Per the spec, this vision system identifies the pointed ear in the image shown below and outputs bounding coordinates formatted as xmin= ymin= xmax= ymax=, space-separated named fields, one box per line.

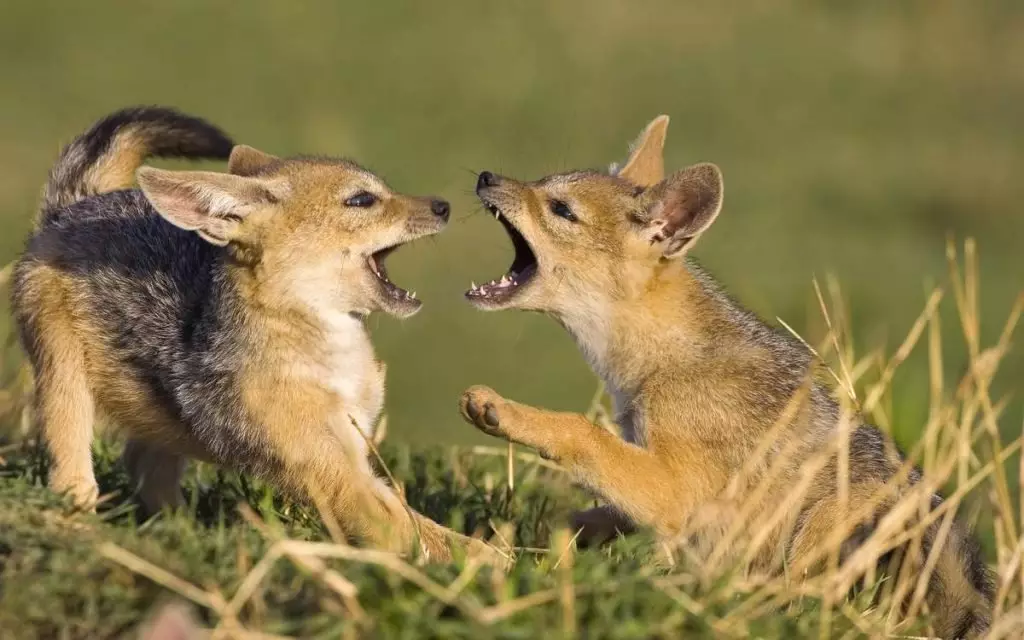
xmin=612 ymin=115 xmax=670 ymax=187
xmin=228 ymin=144 xmax=280 ymax=177
xmin=643 ymin=163 xmax=723 ymax=259
xmin=136 ymin=167 xmax=280 ymax=246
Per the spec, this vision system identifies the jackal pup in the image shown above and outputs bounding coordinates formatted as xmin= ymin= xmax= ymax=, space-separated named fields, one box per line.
xmin=12 ymin=106 xmax=478 ymax=560
xmin=459 ymin=117 xmax=993 ymax=635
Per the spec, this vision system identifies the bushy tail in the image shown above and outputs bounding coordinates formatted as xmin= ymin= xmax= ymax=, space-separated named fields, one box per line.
xmin=39 ymin=106 xmax=234 ymax=226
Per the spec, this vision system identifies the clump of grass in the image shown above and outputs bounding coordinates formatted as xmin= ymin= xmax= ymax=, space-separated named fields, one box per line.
xmin=0 ymin=239 xmax=1021 ymax=639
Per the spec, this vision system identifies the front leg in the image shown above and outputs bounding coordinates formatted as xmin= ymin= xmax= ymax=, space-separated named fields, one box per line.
xmin=122 ymin=439 xmax=187 ymax=515
xmin=459 ymin=386 xmax=720 ymax=537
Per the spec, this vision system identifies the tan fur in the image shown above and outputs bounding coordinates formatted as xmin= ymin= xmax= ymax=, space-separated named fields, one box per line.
xmin=612 ymin=114 xmax=669 ymax=187
xmin=89 ymin=129 xmax=149 ymax=194
xmin=461 ymin=116 xmax=993 ymax=635
xmin=24 ymin=266 xmax=98 ymax=507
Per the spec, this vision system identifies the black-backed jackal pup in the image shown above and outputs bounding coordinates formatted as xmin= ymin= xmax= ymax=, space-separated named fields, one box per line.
xmin=459 ymin=116 xmax=994 ymax=636
xmin=12 ymin=107 xmax=488 ymax=561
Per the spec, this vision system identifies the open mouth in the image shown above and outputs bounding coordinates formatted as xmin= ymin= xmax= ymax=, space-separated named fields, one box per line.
xmin=367 ymin=245 xmax=418 ymax=304
xmin=466 ymin=201 xmax=538 ymax=305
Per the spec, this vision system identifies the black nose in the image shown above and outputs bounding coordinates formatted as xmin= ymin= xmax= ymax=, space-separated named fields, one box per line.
xmin=477 ymin=171 xmax=499 ymax=190
xmin=430 ymin=199 xmax=450 ymax=221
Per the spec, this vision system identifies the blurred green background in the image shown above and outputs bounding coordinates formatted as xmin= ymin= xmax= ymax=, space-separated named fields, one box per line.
xmin=1 ymin=0 xmax=1021 ymax=446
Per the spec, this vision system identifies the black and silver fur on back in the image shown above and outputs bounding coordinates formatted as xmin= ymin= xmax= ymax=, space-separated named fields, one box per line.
xmin=18 ymin=190 xmax=271 ymax=468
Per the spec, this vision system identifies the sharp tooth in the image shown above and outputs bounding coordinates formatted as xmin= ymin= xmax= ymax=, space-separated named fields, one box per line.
xmin=410 ymin=291 xmax=417 ymax=299
xmin=471 ymin=281 xmax=477 ymax=290
xmin=494 ymin=210 xmax=501 ymax=221
xmin=500 ymin=275 xmax=510 ymax=285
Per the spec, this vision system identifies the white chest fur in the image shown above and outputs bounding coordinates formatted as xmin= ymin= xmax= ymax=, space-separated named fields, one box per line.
xmin=302 ymin=308 xmax=385 ymax=461
xmin=561 ymin=307 xmax=647 ymax=445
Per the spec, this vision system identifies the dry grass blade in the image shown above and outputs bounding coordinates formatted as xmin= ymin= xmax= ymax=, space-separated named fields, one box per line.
xmin=507 ymin=441 xmax=514 ymax=494
xmin=444 ymin=555 xmax=488 ymax=600
xmin=925 ymin=307 xmax=944 ymax=472
xmin=833 ymin=436 xmax=1022 ymax=596
xmin=468 ymin=445 xmax=563 ymax=471
xmin=707 ymin=375 xmax=815 ymax=572
xmin=478 ymin=589 xmax=562 ymax=624
xmin=551 ymin=529 xmax=577 ymax=636
xmin=372 ymin=414 xmax=388 ymax=447
xmin=861 ymin=288 xmax=943 ymax=414
xmin=274 ymin=540 xmax=486 ymax=622
xmin=776 ymin=317 xmax=854 ymax=403
xmin=550 ymin=527 xmax=581 ymax=571
xmin=812 ymin=277 xmax=857 ymax=402
xmin=99 ymin=542 xmax=219 ymax=611
xmin=349 ymin=414 xmax=426 ymax=557
xmin=994 ymin=537 xmax=1024 ymax=618
xmin=224 ymin=545 xmax=286 ymax=621
xmin=903 ymin=505 xmax=958 ymax=622
xmin=947 ymin=240 xmax=1020 ymax=547
xmin=237 ymin=505 xmax=365 ymax=623
xmin=714 ymin=249 xmax=1019 ymax=634
xmin=1020 ymin=413 xmax=1024 ymax=625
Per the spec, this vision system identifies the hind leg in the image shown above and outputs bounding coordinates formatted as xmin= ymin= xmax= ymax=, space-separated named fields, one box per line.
xmin=787 ymin=489 xmax=890 ymax=577
xmin=570 ymin=505 xmax=636 ymax=547
xmin=122 ymin=439 xmax=187 ymax=514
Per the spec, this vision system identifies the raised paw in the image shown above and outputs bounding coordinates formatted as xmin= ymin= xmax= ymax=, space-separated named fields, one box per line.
xmin=459 ymin=385 xmax=507 ymax=438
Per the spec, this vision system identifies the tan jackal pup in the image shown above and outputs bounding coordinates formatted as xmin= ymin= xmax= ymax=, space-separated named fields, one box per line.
xmin=458 ymin=116 xmax=994 ymax=636
xmin=12 ymin=106 xmax=489 ymax=561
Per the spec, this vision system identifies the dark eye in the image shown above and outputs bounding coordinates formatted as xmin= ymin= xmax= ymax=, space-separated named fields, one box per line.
xmin=549 ymin=199 xmax=577 ymax=222
xmin=345 ymin=191 xmax=378 ymax=208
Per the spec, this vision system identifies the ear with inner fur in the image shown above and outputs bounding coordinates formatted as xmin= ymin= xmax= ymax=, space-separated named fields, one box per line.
xmin=137 ymin=167 xmax=279 ymax=246
xmin=612 ymin=115 xmax=670 ymax=187
xmin=228 ymin=144 xmax=280 ymax=177
xmin=645 ymin=162 xmax=723 ymax=259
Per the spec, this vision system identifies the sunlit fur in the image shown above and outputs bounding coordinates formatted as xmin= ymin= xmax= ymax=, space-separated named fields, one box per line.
xmin=461 ymin=116 xmax=993 ymax=636
xmin=12 ymin=107 xmax=490 ymax=562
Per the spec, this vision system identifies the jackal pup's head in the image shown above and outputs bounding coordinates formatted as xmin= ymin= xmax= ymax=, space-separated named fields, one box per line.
xmin=466 ymin=116 xmax=723 ymax=315
xmin=137 ymin=146 xmax=450 ymax=318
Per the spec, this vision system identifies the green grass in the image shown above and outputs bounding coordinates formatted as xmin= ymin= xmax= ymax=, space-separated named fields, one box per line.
xmin=0 ymin=440 xmax=889 ymax=639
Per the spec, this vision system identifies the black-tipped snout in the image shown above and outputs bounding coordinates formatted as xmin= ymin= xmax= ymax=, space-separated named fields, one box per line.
xmin=430 ymin=199 xmax=451 ymax=221
xmin=477 ymin=171 xmax=500 ymax=191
